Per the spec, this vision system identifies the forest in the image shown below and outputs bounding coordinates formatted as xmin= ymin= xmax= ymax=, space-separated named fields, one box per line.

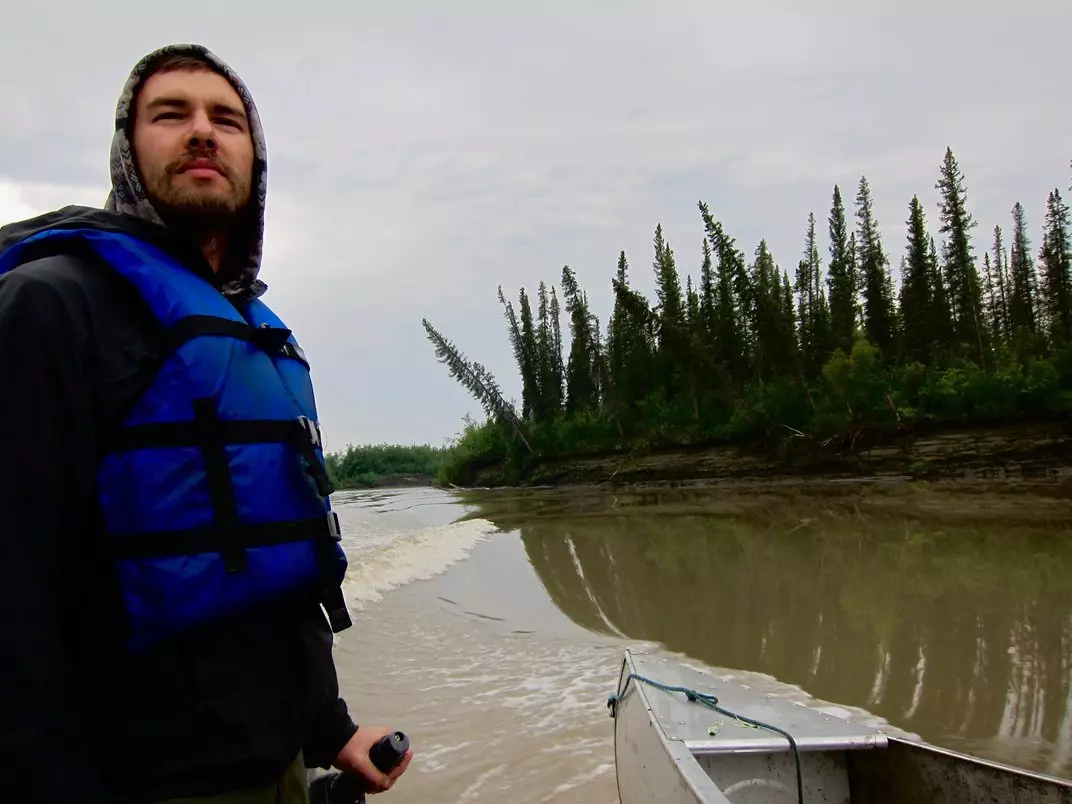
xmin=422 ymin=148 xmax=1072 ymax=485
xmin=325 ymin=443 xmax=449 ymax=488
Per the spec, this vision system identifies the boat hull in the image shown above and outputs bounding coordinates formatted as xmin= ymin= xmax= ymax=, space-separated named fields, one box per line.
xmin=612 ymin=649 xmax=1072 ymax=804
xmin=847 ymin=736 xmax=1072 ymax=804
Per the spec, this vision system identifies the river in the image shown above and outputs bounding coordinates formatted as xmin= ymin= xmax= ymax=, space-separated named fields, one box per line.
xmin=327 ymin=480 xmax=1072 ymax=802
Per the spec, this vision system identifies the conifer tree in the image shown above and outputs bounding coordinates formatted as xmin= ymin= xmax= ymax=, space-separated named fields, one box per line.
xmin=989 ymin=226 xmax=1010 ymax=344
xmin=652 ymin=223 xmax=687 ymax=399
xmin=899 ymin=195 xmax=933 ymax=363
xmin=421 ymin=318 xmax=532 ymax=453
xmin=497 ymin=286 xmax=538 ymax=421
xmin=855 ymin=176 xmax=897 ymax=358
xmin=1008 ymin=202 xmax=1039 ymax=334
xmin=535 ymin=282 xmax=563 ymax=419
xmin=1039 ymin=189 xmax=1072 ymax=343
xmin=606 ymin=251 xmax=631 ymax=410
xmin=608 ymin=257 xmax=657 ymax=425
xmin=796 ymin=213 xmax=831 ymax=377
xmin=935 ymin=147 xmax=986 ymax=362
xmin=561 ymin=266 xmax=596 ymax=413
xmin=827 ymin=185 xmax=856 ymax=354
xmin=698 ymin=238 xmax=717 ymax=345
xmin=927 ymin=236 xmax=954 ymax=355
xmin=980 ymin=254 xmax=1001 ymax=348
xmin=752 ymin=240 xmax=796 ymax=381
xmin=847 ymin=231 xmax=860 ymax=331
xmin=699 ymin=201 xmax=748 ymax=384
xmin=549 ymin=286 xmax=565 ymax=405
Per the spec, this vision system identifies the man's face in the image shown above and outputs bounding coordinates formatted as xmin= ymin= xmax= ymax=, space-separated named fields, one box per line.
xmin=132 ymin=67 xmax=254 ymax=221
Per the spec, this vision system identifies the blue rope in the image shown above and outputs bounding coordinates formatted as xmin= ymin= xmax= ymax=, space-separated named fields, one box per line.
xmin=608 ymin=672 xmax=804 ymax=804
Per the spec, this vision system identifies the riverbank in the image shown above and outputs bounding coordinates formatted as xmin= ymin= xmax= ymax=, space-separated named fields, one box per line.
xmin=463 ymin=419 xmax=1072 ymax=489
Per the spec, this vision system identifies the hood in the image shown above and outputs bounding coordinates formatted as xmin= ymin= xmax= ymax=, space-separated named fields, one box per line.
xmin=105 ymin=43 xmax=268 ymax=302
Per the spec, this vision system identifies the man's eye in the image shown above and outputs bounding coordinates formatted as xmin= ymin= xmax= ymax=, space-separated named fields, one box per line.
xmin=216 ymin=118 xmax=242 ymax=129
xmin=154 ymin=112 xmax=182 ymax=121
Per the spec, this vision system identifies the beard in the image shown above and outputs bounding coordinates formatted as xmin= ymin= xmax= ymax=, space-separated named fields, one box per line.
xmin=143 ymin=151 xmax=252 ymax=228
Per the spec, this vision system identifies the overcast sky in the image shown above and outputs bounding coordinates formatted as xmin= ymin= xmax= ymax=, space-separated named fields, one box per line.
xmin=2 ymin=0 xmax=1069 ymax=452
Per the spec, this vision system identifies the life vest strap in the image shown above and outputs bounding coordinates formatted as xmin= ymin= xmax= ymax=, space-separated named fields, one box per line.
xmin=108 ymin=512 xmax=342 ymax=558
xmin=192 ymin=398 xmax=246 ymax=571
xmin=110 ymin=414 xmax=334 ymax=497
xmin=321 ymin=585 xmax=352 ymax=633
xmin=112 ymin=417 xmax=322 ymax=452
xmin=164 ymin=315 xmax=310 ymax=368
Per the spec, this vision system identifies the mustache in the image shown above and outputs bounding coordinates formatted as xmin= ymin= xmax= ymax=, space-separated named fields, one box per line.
xmin=166 ymin=152 xmax=230 ymax=178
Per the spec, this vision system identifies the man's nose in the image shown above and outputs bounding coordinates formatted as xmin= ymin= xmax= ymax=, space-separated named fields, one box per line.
xmin=186 ymin=109 xmax=218 ymax=151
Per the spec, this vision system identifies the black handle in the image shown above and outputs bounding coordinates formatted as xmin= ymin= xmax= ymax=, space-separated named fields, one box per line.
xmin=308 ymin=731 xmax=410 ymax=804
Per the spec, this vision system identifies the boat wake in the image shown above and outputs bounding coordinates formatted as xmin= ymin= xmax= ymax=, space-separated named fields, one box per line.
xmin=340 ymin=518 xmax=498 ymax=609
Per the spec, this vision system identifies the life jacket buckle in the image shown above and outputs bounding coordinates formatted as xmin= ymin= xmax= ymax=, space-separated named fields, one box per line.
xmin=281 ymin=341 xmax=308 ymax=365
xmin=294 ymin=416 xmax=335 ymax=497
xmin=297 ymin=415 xmax=323 ymax=450
xmin=252 ymin=322 xmax=293 ymax=352
xmin=326 ymin=510 xmax=342 ymax=543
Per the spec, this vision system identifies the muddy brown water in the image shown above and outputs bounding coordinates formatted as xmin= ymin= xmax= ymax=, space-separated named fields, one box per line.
xmin=328 ymin=480 xmax=1072 ymax=802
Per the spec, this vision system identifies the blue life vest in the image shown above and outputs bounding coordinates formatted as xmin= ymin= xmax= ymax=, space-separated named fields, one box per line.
xmin=0 ymin=227 xmax=351 ymax=653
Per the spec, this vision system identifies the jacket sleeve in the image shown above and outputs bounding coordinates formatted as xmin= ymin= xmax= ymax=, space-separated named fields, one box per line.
xmin=0 ymin=266 xmax=106 ymax=802
xmin=303 ymin=694 xmax=360 ymax=770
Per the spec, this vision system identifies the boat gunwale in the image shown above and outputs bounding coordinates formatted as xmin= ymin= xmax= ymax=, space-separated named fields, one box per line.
xmin=683 ymin=733 xmax=886 ymax=755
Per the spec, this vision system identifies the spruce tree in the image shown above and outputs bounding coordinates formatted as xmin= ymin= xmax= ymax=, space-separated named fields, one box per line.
xmin=796 ymin=213 xmax=831 ymax=378
xmin=899 ymin=195 xmax=933 ymax=363
xmin=699 ymin=201 xmax=748 ymax=385
xmin=534 ymin=283 xmax=555 ymax=419
xmin=980 ymin=254 xmax=1002 ymax=348
xmin=652 ymin=223 xmax=687 ymax=399
xmin=607 ymin=251 xmax=657 ymax=428
xmin=549 ymin=286 xmax=565 ymax=408
xmin=1008 ymin=202 xmax=1038 ymax=334
xmin=827 ymin=185 xmax=856 ymax=353
xmin=752 ymin=240 xmax=794 ymax=382
xmin=421 ymin=318 xmax=532 ymax=453
xmin=607 ymin=251 xmax=630 ymax=411
xmin=847 ymin=231 xmax=860 ymax=331
xmin=561 ymin=266 xmax=596 ymax=413
xmin=935 ymin=147 xmax=986 ymax=362
xmin=698 ymin=237 xmax=717 ymax=345
xmin=519 ymin=289 xmax=540 ymax=420
xmin=587 ymin=302 xmax=606 ymax=409
xmin=928 ymin=235 xmax=954 ymax=355
xmin=686 ymin=275 xmax=698 ymax=332
xmin=1039 ymin=189 xmax=1072 ymax=343
xmin=990 ymin=226 xmax=1010 ymax=344
xmin=499 ymin=286 xmax=546 ymax=423
xmin=854 ymin=176 xmax=897 ymax=359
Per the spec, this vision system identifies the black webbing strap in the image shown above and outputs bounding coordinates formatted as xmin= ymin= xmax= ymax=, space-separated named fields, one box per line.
xmin=317 ymin=511 xmax=352 ymax=633
xmin=321 ymin=586 xmax=352 ymax=633
xmin=165 ymin=316 xmax=253 ymax=352
xmin=163 ymin=316 xmax=310 ymax=368
xmin=112 ymin=419 xmax=302 ymax=451
xmin=192 ymin=398 xmax=246 ymax=572
xmin=110 ymin=512 xmax=342 ymax=559
xmin=110 ymin=416 xmax=335 ymax=498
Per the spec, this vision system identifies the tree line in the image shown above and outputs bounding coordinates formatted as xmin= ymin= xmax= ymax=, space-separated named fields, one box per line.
xmin=423 ymin=148 xmax=1072 ymax=483
xmin=325 ymin=443 xmax=450 ymax=488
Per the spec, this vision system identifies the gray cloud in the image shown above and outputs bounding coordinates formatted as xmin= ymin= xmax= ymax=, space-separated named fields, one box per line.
xmin=2 ymin=0 xmax=1069 ymax=451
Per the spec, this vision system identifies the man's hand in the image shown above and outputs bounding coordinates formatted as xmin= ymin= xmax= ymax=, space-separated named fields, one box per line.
xmin=334 ymin=726 xmax=413 ymax=794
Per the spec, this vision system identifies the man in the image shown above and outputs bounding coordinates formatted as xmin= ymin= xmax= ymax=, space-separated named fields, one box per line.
xmin=0 ymin=44 xmax=411 ymax=803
